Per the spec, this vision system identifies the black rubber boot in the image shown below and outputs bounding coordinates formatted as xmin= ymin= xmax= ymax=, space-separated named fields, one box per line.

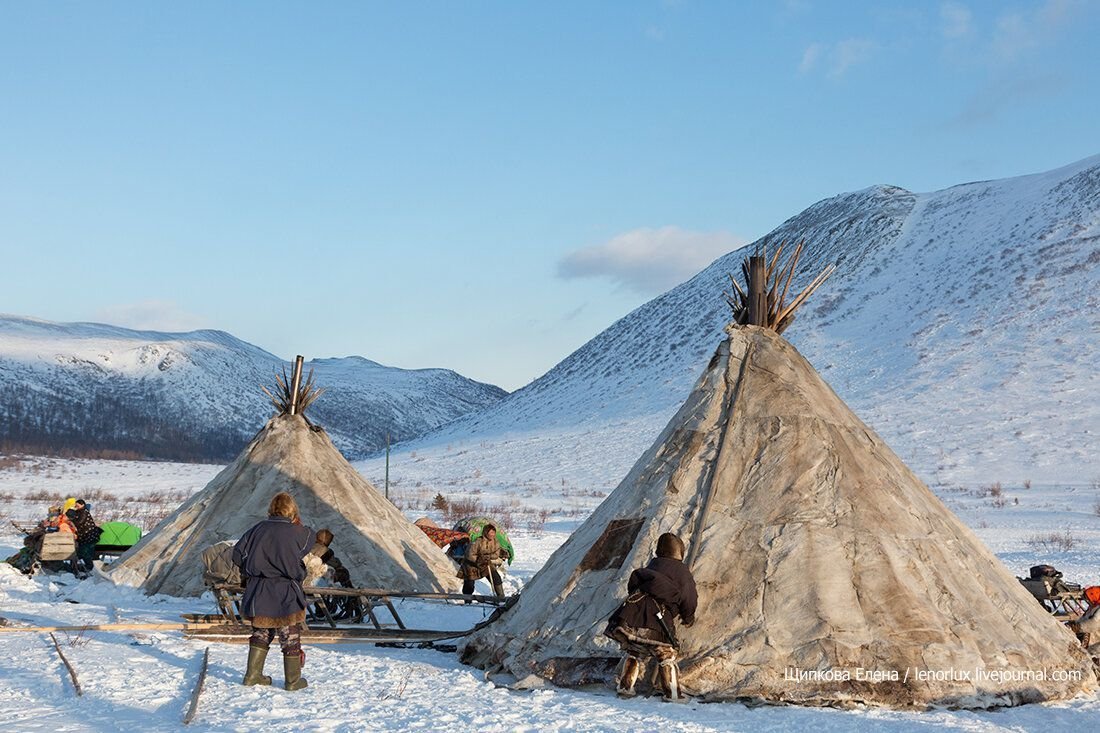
xmin=283 ymin=654 xmax=308 ymax=691
xmin=242 ymin=644 xmax=272 ymax=686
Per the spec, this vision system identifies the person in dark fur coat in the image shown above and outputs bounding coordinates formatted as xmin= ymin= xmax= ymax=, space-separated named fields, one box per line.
xmin=605 ymin=532 xmax=698 ymax=701
xmin=232 ymin=492 xmax=314 ymax=691
xmin=306 ymin=528 xmax=361 ymax=621
xmin=66 ymin=499 xmax=102 ymax=571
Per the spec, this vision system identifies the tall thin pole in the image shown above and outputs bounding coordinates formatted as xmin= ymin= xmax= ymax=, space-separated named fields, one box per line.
xmin=288 ymin=355 xmax=304 ymax=415
xmin=747 ymin=256 xmax=768 ymax=327
xmin=384 ymin=431 xmax=390 ymax=500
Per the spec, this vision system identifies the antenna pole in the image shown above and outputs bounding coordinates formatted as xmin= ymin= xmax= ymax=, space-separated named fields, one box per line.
xmin=289 ymin=355 xmax=304 ymax=415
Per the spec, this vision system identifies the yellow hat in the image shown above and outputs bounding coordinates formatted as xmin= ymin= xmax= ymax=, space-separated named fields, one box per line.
xmin=63 ymin=497 xmax=77 ymax=512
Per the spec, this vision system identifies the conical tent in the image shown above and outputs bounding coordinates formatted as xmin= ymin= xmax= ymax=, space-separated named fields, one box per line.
xmin=461 ymin=325 xmax=1096 ymax=707
xmin=107 ymin=414 xmax=460 ymax=597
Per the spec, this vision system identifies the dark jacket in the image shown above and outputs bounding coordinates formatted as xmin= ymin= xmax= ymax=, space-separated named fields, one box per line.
xmin=66 ymin=507 xmax=102 ymax=547
xmin=609 ymin=556 xmax=698 ymax=640
xmin=232 ymin=517 xmax=314 ymax=628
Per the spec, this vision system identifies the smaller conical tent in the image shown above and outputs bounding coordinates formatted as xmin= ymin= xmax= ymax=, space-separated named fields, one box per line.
xmin=460 ymin=248 xmax=1097 ymax=708
xmin=108 ymin=413 xmax=460 ymax=597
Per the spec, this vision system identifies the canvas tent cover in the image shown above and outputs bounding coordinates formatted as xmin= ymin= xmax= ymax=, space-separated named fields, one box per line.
xmin=460 ymin=325 xmax=1096 ymax=708
xmin=107 ymin=415 xmax=460 ymax=597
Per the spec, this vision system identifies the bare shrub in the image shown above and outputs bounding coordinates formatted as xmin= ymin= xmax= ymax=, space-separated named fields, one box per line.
xmin=0 ymin=491 xmax=15 ymax=502
xmin=24 ymin=489 xmax=65 ymax=503
xmin=527 ymin=509 xmax=551 ymax=536
xmin=82 ymin=489 xmax=119 ymax=503
xmin=1093 ymin=499 xmax=1100 ymax=518
xmin=986 ymin=482 xmax=1003 ymax=498
xmin=378 ymin=666 xmax=413 ymax=700
xmin=0 ymin=455 xmax=25 ymax=470
xmin=1022 ymin=479 xmax=1032 ymax=490
xmin=442 ymin=497 xmax=484 ymax=525
xmin=1025 ymin=532 xmax=1077 ymax=553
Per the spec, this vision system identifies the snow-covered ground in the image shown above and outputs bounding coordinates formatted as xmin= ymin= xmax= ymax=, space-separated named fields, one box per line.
xmin=2 ymin=458 xmax=1099 ymax=731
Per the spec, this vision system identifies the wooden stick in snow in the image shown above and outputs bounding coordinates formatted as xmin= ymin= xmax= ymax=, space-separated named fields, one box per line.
xmin=1 ymin=622 xmax=197 ymax=633
xmin=49 ymin=632 xmax=83 ymax=697
xmin=182 ymin=647 xmax=210 ymax=725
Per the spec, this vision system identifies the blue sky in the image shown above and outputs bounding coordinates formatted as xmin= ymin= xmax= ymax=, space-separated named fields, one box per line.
xmin=2 ymin=1 xmax=1097 ymax=390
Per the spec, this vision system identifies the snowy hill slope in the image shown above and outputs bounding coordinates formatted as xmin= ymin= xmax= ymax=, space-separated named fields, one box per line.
xmin=364 ymin=155 xmax=1100 ymax=493
xmin=0 ymin=316 xmax=506 ymax=461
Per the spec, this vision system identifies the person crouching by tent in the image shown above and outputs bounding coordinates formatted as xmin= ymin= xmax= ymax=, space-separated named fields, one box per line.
xmin=232 ymin=492 xmax=314 ymax=691
xmin=66 ymin=499 xmax=102 ymax=572
xmin=459 ymin=524 xmax=508 ymax=599
xmin=306 ymin=528 xmax=361 ymax=621
xmin=604 ymin=533 xmax=698 ymax=702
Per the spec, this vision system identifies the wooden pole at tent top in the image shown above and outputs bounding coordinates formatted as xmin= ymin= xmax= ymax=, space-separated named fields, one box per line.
xmin=747 ymin=256 xmax=768 ymax=327
xmin=289 ymin=355 xmax=304 ymax=415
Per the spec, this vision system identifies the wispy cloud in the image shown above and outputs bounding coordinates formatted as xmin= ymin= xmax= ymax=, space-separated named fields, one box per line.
xmin=799 ymin=43 xmax=825 ymax=73
xmin=940 ymin=2 xmax=972 ymax=39
xmin=830 ymin=39 xmax=877 ymax=77
xmin=92 ymin=300 xmax=207 ymax=332
xmin=798 ymin=38 xmax=877 ymax=78
xmin=988 ymin=0 xmax=1077 ymax=63
xmin=558 ymin=226 xmax=746 ymax=295
xmin=948 ymin=73 xmax=1068 ymax=128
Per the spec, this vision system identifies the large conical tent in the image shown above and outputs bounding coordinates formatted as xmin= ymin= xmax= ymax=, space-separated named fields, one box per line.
xmin=461 ymin=251 xmax=1096 ymax=707
xmin=108 ymin=360 xmax=460 ymax=597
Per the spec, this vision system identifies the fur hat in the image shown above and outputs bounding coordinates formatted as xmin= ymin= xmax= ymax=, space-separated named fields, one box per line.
xmin=655 ymin=532 xmax=685 ymax=561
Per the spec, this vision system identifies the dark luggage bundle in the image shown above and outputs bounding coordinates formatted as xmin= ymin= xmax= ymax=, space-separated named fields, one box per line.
xmin=1030 ymin=565 xmax=1062 ymax=580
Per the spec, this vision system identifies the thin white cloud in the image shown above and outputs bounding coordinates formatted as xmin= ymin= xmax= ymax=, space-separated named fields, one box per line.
xmin=798 ymin=38 xmax=877 ymax=78
xmin=948 ymin=72 xmax=1068 ymax=127
xmin=799 ymin=43 xmax=825 ymax=73
xmin=829 ymin=38 xmax=877 ymax=77
xmin=940 ymin=2 xmax=972 ymax=38
xmin=991 ymin=0 xmax=1077 ymax=63
xmin=92 ymin=300 xmax=207 ymax=333
xmin=558 ymin=226 xmax=747 ymax=295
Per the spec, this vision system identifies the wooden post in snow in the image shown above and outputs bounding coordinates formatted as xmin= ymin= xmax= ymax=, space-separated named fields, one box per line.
xmin=747 ymin=255 xmax=768 ymax=327
xmin=288 ymin=355 xmax=304 ymax=415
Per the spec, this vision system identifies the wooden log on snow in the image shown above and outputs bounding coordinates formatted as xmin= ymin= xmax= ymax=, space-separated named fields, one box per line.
xmin=49 ymin=632 xmax=83 ymax=697
xmin=1 ymin=622 xmax=200 ymax=633
xmin=182 ymin=647 xmax=209 ymax=725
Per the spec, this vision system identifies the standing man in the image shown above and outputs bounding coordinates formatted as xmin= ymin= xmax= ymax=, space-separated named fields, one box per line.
xmin=605 ymin=532 xmax=698 ymax=701
xmin=66 ymin=499 xmax=102 ymax=573
xmin=232 ymin=492 xmax=314 ymax=691
xmin=460 ymin=524 xmax=508 ymax=598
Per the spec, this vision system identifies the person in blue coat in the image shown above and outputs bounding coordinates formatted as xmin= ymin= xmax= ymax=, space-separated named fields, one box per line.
xmin=232 ymin=492 xmax=314 ymax=691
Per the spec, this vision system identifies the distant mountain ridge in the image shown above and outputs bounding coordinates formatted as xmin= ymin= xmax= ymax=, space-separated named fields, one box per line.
xmin=0 ymin=316 xmax=507 ymax=461
xmin=368 ymin=154 xmax=1100 ymax=489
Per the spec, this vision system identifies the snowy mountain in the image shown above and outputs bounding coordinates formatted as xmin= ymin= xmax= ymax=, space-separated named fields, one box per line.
xmin=0 ymin=316 xmax=506 ymax=461
xmin=364 ymin=155 xmax=1100 ymax=492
